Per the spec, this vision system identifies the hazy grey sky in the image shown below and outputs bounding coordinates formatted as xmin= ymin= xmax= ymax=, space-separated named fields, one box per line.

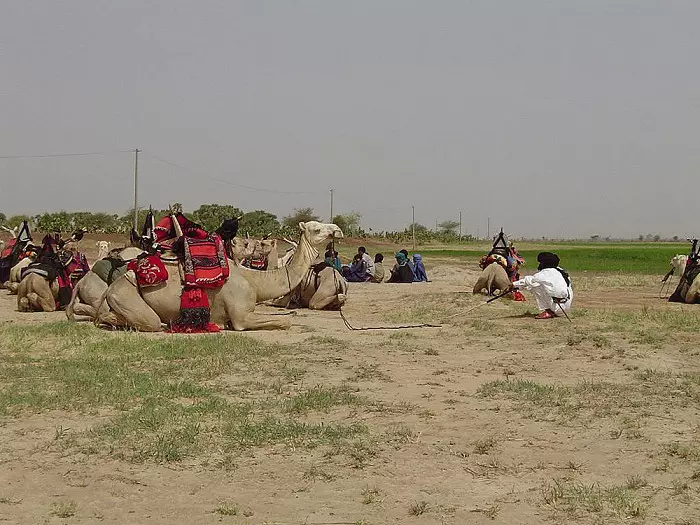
xmin=2 ymin=1 xmax=698 ymax=239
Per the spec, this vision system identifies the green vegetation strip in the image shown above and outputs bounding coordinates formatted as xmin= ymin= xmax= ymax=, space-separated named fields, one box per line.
xmin=0 ymin=323 xmax=368 ymax=463
xmin=421 ymin=244 xmax=688 ymax=274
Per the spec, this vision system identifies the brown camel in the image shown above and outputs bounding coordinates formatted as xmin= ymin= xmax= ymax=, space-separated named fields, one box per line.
xmin=17 ymin=273 xmax=59 ymax=312
xmin=96 ymin=221 xmax=342 ymax=331
xmin=473 ymin=263 xmax=512 ymax=296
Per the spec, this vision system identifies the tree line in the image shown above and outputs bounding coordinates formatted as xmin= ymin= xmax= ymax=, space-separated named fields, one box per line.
xmin=0 ymin=205 xmax=475 ymax=243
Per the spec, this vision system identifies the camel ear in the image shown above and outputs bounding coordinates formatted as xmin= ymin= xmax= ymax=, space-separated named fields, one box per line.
xmin=299 ymin=222 xmax=306 ymax=232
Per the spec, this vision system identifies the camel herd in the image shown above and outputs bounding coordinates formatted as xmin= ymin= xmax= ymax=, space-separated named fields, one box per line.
xmin=1 ymin=221 xmax=698 ymax=332
xmin=1 ymin=220 xmax=347 ymax=331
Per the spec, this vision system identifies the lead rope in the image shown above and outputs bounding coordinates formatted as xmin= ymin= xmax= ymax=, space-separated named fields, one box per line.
xmin=330 ymin=268 xmax=441 ymax=330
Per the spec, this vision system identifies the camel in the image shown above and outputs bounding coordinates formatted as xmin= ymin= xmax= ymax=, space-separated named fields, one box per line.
xmin=473 ymin=263 xmax=512 ymax=296
xmin=67 ymin=237 xmax=256 ymax=322
xmin=95 ymin=221 xmax=342 ymax=331
xmin=65 ymin=246 xmax=144 ymax=321
xmin=5 ymin=254 xmax=38 ymax=294
xmin=17 ymin=273 xmax=60 ymax=312
xmin=272 ymin=262 xmax=348 ymax=310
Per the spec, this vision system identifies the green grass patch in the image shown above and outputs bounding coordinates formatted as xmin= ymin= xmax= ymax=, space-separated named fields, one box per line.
xmin=0 ymin=324 xmax=371 ymax=464
xmin=422 ymin=243 xmax=687 ymax=275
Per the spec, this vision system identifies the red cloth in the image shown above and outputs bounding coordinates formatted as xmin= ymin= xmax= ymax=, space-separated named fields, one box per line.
xmin=168 ymin=287 xmax=220 ymax=333
xmin=182 ymin=233 xmax=229 ymax=289
xmin=127 ymin=255 xmax=169 ymax=287
xmin=1 ymin=239 xmax=16 ymax=259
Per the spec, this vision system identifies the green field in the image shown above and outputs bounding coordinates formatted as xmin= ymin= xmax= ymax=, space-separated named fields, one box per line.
xmin=418 ymin=243 xmax=688 ymax=275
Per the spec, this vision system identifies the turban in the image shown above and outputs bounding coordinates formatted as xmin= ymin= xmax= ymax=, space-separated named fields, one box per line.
xmin=537 ymin=252 xmax=560 ymax=270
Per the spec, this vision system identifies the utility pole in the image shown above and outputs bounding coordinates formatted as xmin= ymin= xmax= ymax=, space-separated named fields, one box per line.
xmin=487 ymin=216 xmax=491 ymax=240
xmin=412 ymin=206 xmax=416 ymax=251
xmin=133 ymin=149 xmax=140 ymax=232
xmin=435 ymin=218 xmax=438 ymax=232
xmin=329 ymin=188 xmax=334 ymax=222
xmin=459 ymin=211 xmax=462 ymax=240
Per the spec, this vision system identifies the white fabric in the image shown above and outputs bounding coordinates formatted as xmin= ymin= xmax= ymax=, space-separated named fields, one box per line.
xmin=513 ymin=267 xmax=573 ymax=315
xmin=361 ymin=252 xmax=375 ymax=276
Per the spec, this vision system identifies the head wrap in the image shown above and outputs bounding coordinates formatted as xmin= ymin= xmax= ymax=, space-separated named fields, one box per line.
xmin=537 ymin=252 xmax=560 ymax=270
xmin=395 ymin=252 xmax=408 ymax=265
xmin=374 ymin=253 xmax=384 ymax=263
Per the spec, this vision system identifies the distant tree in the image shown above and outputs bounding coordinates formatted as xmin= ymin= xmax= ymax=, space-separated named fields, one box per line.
xmin=653 ymin=234 xmax=661 ymax=242
xmin=240 ymin=210 xmax=280 ymax=237
xmin=6 ymin=215 xmax=31 ymax=229
xmin=191 ymin=204 xmax=243 ymax=232
xmin=590 ymin=235 xmax=600 ymax=241
xmin=282 ymin=207 xmax=320 ymax=230
xmin=673 ymin=235 xmax=679 ymax=241
xmin=35 ymin=211 xmax=72 ymax=232
xmin=332 ymin=212 xmax=362 ymax=236
xmin=638 ymin=234 xmax=644 ymax=241
xmin=0 ymin=212 xmax=6 ymax=224
xmin=438 ymin=220 xmax=460 ymax=235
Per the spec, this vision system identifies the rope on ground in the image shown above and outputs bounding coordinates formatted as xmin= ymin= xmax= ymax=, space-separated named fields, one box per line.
xmin=339 ymin=307 xmax=441 ymax=331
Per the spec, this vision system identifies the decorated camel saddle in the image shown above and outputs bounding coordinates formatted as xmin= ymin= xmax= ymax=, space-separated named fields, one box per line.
xmin=480 ymin=229 xmax=526 ymax=301
xmin=0 ymin=221 xmax=34 ymax=284
xmin=21 ymin=232 xmax=90 ymax=308
xmin=669 ymin=238 xmax=700 ymax=304
xmin=125 ymin=210 xmax=234 ymax=332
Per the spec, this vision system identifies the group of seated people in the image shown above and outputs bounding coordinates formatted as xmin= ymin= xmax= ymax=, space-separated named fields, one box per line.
xmin=330 ymin=245 xmax=428 ymax=283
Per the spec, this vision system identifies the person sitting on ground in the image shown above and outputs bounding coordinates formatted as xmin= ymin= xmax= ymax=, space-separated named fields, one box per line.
xmin=343 ymin=253 xmax=369 ymax=282
xmin=358 ymin=246 xmax=375 ymax=279
xmin=387 ymin=251 xmax=415 ymax=283
xmin=412 ymin=254 xmax=428 ymax=282
xmin=511 ymin=252 xmax=573 ymax=319
xmin=370 ymin=253 xmax=385 ymax=283
xmin=324 ymin=242 xmax=342 ymax=272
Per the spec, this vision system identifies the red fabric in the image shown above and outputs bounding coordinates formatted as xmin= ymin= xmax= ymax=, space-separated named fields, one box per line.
xmin=127 ymin=255 xmax=169 ymax=287
xmin=182 ymin=233 xmax=229 ymax=289
xmin=512 ymin=290 xmax=526 ymax=302
xmin=168 ymin=287 xmax=220 ymax=333
xmin=1 ymin=239 xmax=17 ymax=259
xmin=154 ymin=213 xmax=202 ymax=244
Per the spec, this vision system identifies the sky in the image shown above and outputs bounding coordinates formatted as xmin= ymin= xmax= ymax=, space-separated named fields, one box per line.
xmin=1 ymin=1 xmax=699 ymax=239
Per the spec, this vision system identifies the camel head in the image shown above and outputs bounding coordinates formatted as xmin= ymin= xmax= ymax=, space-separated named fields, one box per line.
xmin=256 ymin=238 xmax=278 ymax=257
xmin=95 ymin=240 xmax=112 ymax=260
xmin=229 ymin=236 xmax=257 ymax=262
xmin=299 ymin=221 xmax=343 ymax=247
xmin=671 ymin=254 xmax=688 ymax=274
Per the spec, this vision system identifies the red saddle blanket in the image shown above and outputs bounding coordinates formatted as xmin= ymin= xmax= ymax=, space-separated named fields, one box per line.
xmin=127 ymin=255 xmax=169 ymax=287
xmin=182 ymin=234 xmax=229 ymax=289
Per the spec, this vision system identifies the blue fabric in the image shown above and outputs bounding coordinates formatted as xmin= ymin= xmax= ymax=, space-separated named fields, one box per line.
xmin=412 ymin=254 xmax=428 ymax=282
xmin=343 ymin=259 xmax=368 ymax=282
xmin=395 ymin=252 xmax=407 ymax=264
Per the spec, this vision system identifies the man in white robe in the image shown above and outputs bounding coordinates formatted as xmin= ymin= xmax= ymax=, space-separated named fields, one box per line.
xmin=512 ymin=252 xmax=572 ymax=319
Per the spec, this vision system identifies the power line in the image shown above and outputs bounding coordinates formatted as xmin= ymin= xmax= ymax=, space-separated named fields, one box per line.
xmin=146 ymin=152 xmax=323 ymax=196
xmin=0 ymin=150 xmax=132 ymax=159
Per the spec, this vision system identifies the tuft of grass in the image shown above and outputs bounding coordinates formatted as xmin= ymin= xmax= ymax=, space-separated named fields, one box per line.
xmin=362 ymin=486 xmax=383 ymax=505
xmin=215 ymin=502 xmax=238 ymax=516
xmin=351 ymin=362 xmax=391 ymax=382
xmin=386 ymin=424 xmax=415 ymax=444
xmin=541 ymin=479 xmax=647 ymax=518
xmin=51 ymin=501 xmax=77 ymax=518
xmin=283 ymin=385 xmax=363 ymax=414
xmin=408 ymin=500 xmax=428 ymax=516
xmin=423 ymin=348 xmax=439 ymax=356
xmin=625 ymin=475 xmax=647 ymax=490
xmin=473 ymin=437 xmax=498 ymax=455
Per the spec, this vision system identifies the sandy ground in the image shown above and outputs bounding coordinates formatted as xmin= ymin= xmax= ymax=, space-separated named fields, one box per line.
xmin=1 ymin=253 xmax=700 ymax=524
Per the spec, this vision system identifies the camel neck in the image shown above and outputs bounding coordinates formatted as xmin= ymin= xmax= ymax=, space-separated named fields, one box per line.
xmin=238 ymin=234 xmax=318 ymax=301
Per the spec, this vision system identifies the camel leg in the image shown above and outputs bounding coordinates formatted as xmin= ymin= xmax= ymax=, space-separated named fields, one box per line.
xmin=6 ymin=281 xmax=19 ymax=295
xmin=686 ymin=278 xmax=700 ymax=304
xmin=66 ymin=273 xmax=107 ymax=321
xmin=230 ymin=312 xmax=292 ymax=331
xmin=98 ymin=277 xmax=163 ymax=332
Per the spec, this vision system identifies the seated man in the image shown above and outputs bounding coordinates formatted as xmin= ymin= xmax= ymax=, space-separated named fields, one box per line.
xmin=412 ymin=254 xmax=428 ymax=282
xmin=370 ymin=253 xmax=385 ymax=283
xmin=343 ymin=253 xmax=369 ymax=282
xmin=387 ymin=252 xmax=415 ymax=283
xmin=512 ymin=252 xmax=573 ymax=319
xmin=358 ymin=246 xmax=375 ymax=279
xmin=324 ymin=243 xmax=342 ymax=272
